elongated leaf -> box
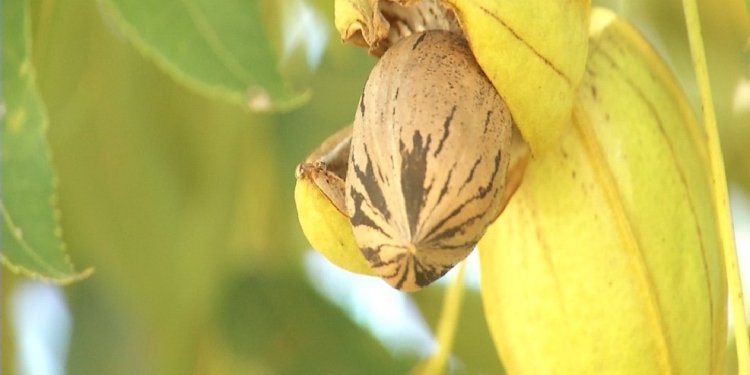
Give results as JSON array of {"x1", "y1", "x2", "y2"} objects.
[
  {"x1": 1, "y1": 0, "x2": 89, "y2": 282},
  {"x1": 101, "y1": 0, "x2": 310, "y2": 111},
  {"x1": 479, "y1": 8, "x2": 725, "y2": 373}
]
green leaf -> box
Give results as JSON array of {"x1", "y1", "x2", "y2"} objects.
[
  {"x1": 1, "y1": 0, "x2": 90, "y2": 282},
  {"x1": 100, "y1": 0, "x2": 310, "y2": 112}
]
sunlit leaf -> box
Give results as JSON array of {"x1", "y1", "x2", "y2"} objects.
[
  {"x1": 100, "y1": 0, "x2": 310, "y2": 112},
  {"x1": 479, "y1": 8, "x2": 725, "y2": 373},
  {"x1": 1, "y1": 0, "x2": 90, "y2": 282}
]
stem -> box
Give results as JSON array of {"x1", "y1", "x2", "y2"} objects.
[
  {"x1": 416, "y1": 261, "x2": 467, "y2": 375},
  {"x1": 681, "y1": 1, "x2": 750, "y2": 373}
]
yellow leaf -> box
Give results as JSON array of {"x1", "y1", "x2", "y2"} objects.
[
  {"x1": 479, "y1": 7, "x2": 726, "y2": 374},
  {"x1": 443, "y1": 0, "x2": 590, "y2": 154}
]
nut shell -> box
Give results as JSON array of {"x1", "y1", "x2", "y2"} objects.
[{"x1": 346, "y1": 31, "x2": 513, "y2": 290}]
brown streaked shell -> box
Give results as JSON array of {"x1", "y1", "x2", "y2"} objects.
[{"x1": 346, "y1": 30, "x2": 514, "y2": 291}]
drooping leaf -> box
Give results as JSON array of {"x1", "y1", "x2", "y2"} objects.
[
  {"x1": 1, "y1": 0, "x2": 90, "y2": 282},
  {"x1": 100, "y1": 0, "x2": 311, "y2": 112},
  {"x1": 479, "y1": 8, "x2": 726, "y2": 373}
]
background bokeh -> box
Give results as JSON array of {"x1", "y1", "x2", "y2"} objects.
[{"x1": 2, "y1": 0, "x2": 749, "y2": 374}]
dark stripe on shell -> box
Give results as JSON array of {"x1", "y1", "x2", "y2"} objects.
[
  {"x1": 349, "y1": 187, "x2": 390, "y2": 238},
  {"x1": 416, "y1": 163, "x2": 456, "y2": 237},
  {"x1": 423, "y1": 152, "x2": 502, "y2": 241},
  {"x1": 482, "y1": 110, "x2": 493, "y2": 134},
  {"x1": 359, "y1": 91, "x2": 366, "y2": 116},
  {"x1": 394, "y1": 256, "x2": 413, "y2": 289},
  {"x1": 353, "y1": 144, "x2": 392, "y2": 221},
  {"x1": 457, "y1": 157, "x2": 483, "y2": 197},
  {"x1": 400, "y1": 131, "x2": 432, "y2": 238},
  {"x1": 415, "y1": 260, "x2": 449, "y2": 287},
  {"x1": 362, "y1": 246, "x2": 406, "y2": 268},
  {"x1": 433, "y1": 105, "x2": 456, "y2": 157},
  {"x1": 412, "y1": 32, "x2": 428, "y2": 50},
  {"x1": 427, "y1": 211, "x2": 485, "y2": 244}
]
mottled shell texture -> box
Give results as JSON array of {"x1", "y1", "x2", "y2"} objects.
[{"x1": 346, "y1": 31, "x2": 513, "y2": 291}]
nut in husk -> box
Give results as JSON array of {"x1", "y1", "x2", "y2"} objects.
[
  {"x1": 335, "y1": 0, "x2": 590, "y2": 153},
  {"x1": 295, "y1": 31, "x2": 529, "y2": 290},
  {"x1": 346, "y1": 31, "x2": 514, "y2": 291}
]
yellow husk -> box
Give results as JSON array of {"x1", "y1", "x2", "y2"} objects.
[
  {"x1": 295, "y1": 177, "x2": 374, "y2": 275},
  {"x1": 681, "y1": 0, "x2": 750, "y2": 371},
  {"x1": 479, "y1": 8, "x2": 726, "y2": 374},
  {"x1": 442, "y1": 0, "x2": 590, "y2": 154}
]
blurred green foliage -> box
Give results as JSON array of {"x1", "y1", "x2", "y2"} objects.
[
  {"x1": 100, "y1": 0, "x2": 309, "y2": 109},
  {"x1": 2, "y1": 0, "x2": 83, "y2": 281},
  {"x1": 2, "y1": 0, "x2": 749, "y2": 374}
]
